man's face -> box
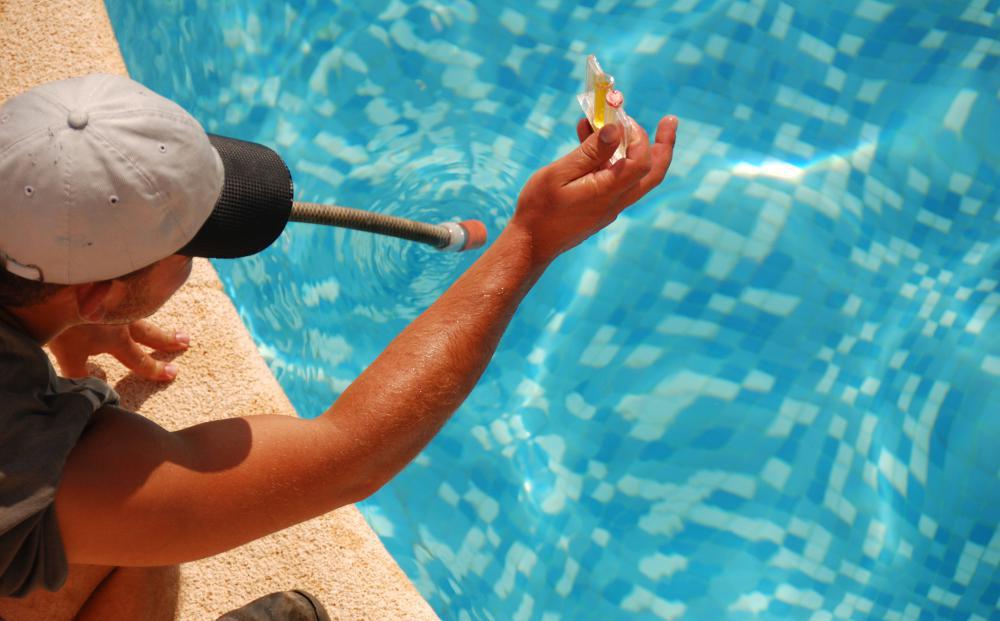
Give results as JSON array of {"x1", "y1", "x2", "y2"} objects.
[{"x1": 100, "y1": 255, "x2": 194, "y2": 324}]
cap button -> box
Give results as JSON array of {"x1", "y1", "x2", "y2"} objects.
[{"x1": 67, "y1": 110, "x2": 89, "y2": 130}]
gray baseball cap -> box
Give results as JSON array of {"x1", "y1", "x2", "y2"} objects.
[{"x1": 0, "y1": 73, "x2": 293, "y2": 285}]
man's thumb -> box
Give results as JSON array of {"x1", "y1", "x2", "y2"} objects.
[{"x1": 554, "y1": 123, "x2": 621, "y2": 182}]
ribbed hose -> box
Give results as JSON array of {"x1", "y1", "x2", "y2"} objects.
[{"x1": 290, "y1": 202, "x2": 452, "y2": 249}]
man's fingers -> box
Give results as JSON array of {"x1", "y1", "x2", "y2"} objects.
[
  {"x1": 624, "y1": 118, "x2": 653, "y2": 172},
  {"x1": 618, "y1": 116, "x2": 680, "y2": 209},
  {"x1": 551, "y1": 123, "x2": 621, "y2": 184},
  {"x1": 646, "y1": 115, "x2": 679, "y2": 186},
  {"x1": 599, "y1": 118, "x2": 654, "y2": 186},
  {"x1": 129, "y1": 320, "x2": 189, "y2": 352},
  {"x1": 655, "y1": 115, "x2": 679, "y2": 147},
  {"x1": 578, "y1": 119, "x2": 615, "y2": 171},
  {"x1": 635, "y1": 116, "x2": 678, "y2": 191},
  {"x1": 112, "y1": 339, "x2": 178, "y2": 381},
  {"x1": 562, "y1": 118, "x2": 657, "y2": 203}
]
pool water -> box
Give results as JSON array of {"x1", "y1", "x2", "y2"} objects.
[{"x1": 107, "y1": 1, "x2": 999, "y2": 619}]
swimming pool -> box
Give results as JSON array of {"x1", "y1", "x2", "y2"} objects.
[{"x1": 106, "y1": 1, "x2": 999, "y2": 618}]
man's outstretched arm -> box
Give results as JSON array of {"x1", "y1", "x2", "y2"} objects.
[{"x1": 55, "y1": 116, "x2": 677, "y2": 567}]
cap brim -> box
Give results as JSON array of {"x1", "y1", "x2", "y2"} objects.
[{"x1": 177, "y1": 135, "x2": 293, "y2": 259}]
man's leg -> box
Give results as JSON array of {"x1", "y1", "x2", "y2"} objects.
[
  {"x1": 0, "y1": 564, "x2": 110, "y2": 621},
  {"x1": 76, "y1": 565, "x2": 179, "y2": 621},
  {"x1": 0, "y1": 563, "x2": 179, "y2": 621}
]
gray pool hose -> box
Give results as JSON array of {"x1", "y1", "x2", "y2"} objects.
[{"x1": 289, "y1": 202, "x2": 488, "y2": 252}]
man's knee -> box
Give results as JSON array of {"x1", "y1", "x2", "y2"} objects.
[
  {"x1": 0, "y1": 564, "x2": 115, "y2": 621},
  {"x1": 75, "y1": 564, "x2": 180, "y2": 621}
]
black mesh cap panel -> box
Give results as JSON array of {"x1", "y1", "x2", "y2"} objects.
[{"x1": 178, "y1": 135, "x2": 294, "y2": 258}]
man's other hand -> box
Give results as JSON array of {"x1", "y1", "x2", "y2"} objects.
[
  {"x1": 49, "y1": 320, "x2": 190, "y2": 382},
  {"x1": 511, "y1": 115, "x2": 678, "y2": 264}
]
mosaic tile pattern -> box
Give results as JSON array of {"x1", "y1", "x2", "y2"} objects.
[{"x1": 107, "y1": 0, "x2": 999, "y2": 619}]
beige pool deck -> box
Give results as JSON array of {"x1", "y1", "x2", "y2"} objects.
[{"x1": 1, "y1": 0, "x2": 440, "y2": 619}]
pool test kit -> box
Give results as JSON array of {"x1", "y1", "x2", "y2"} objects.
[{"x1": 577, "y1": 55, "x2": 631, "y2": 164}]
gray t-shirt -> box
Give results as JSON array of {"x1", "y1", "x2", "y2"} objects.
[{"x1": 0, "y1": 308, "x2": 119, "y2": 598}]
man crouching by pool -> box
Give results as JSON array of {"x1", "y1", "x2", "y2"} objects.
[{"x1": 0, "y1": 73, "x2": 677, "y2": 620}]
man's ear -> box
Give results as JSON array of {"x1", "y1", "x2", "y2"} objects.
[{"x1": 75, "y1": 281, "x2": 115, "y2": 322}]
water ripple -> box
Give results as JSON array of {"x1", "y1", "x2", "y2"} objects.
[{"x1": 331, "y1": 144, "x2": 515, "y2": 320}]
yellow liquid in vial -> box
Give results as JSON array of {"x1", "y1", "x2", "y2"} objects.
[{"x1": 593, "y1": 77, "x2": 611, "y2": 129}]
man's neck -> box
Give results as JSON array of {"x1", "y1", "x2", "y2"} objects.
[{"x1": 2, "y1": 302, "x2": 77, "y2": 344}]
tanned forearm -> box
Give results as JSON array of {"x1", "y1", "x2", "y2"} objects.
[{"x1": 317, "y1": 221, "x2": 548, "y2": 494}]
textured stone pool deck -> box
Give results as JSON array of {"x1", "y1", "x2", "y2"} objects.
[{"x1": 0, "y1": 0, "x2": 439, "y2": 618}]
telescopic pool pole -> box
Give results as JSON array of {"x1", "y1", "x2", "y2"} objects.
[
  {"x1": 289, "y1": 201, "x2": 488, "y2": 253},
  {"x1": 200, "y1": 135, "x2": 488, "y2": 254}
]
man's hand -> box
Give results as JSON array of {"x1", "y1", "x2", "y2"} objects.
[
  {"x1": 512, "y1": 115, "x2": 678, "y2": 263},
  {"x1": 48, "y1": 320, "x2": 190, "y2": 381}
]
